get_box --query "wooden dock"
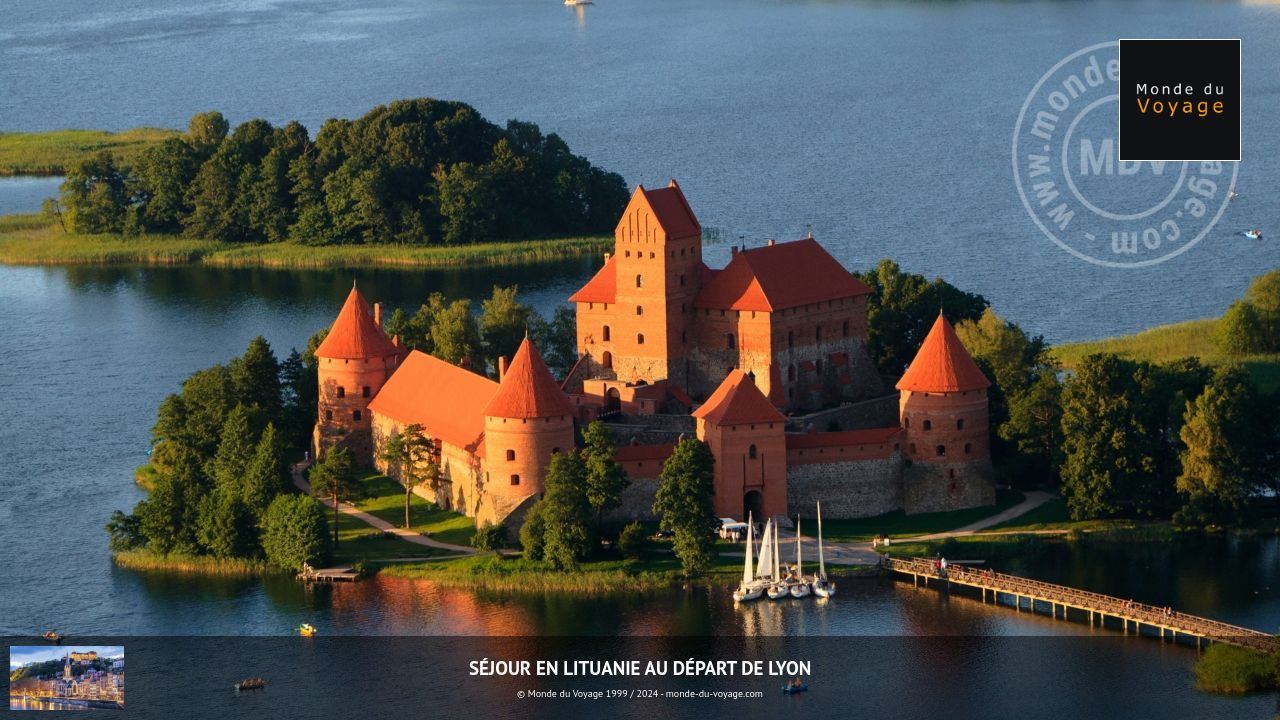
[297,566,360,583]
[881,556,1278,653]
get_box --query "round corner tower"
[481,338,577,525]
[895,313,994,514]
[313,284,403,463]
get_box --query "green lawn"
[0,215,609,269]
[1052,317,1280,393]
[0,128,179,176]
[351,474,477,548]
[818,489,1024,543]
[985,497,1072,531]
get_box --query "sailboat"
[813,502,837,598]
[767,521,789,600]
[789,515,811,598]
[732,512,763,602]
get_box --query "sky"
[9,646,123,670]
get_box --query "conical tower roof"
[483,338,576,419]
[895,313,991,393]
[693,369,786,426]
[314,284,400,360]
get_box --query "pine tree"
[242,423,288,520]
[196,488,258,558]
[208,405,258,495]
[480,285,532,372]
[230,335,281,421]
[308,446,358,548]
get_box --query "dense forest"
[57,99,629,245]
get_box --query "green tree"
[61,151,130,233]
[853,259,989,375]
[377,424,439,529]
[519,501,547,561]
[653,438,718,576]
[471,523,506,552]
[529,305,578,377]
[133,138,199,232]
[539,451,592,569]
[156,364,236,459]
[434,161,499,244]
[196,488,258,558]
[581,421,629,541]
[186,110,230,158]
[136,447,208,555]
[230,335,282,420]
[385,294,446,353]
[430,298,482,366]
[242,423,288,519]
[308,446,359,548]
[261,494,331,570]
[207,404,259,494]
[480,285,532,372]
[105,510,143,553]
[1176,366,1270,525]
[617,521,648,559]
[954,308,1049,398]
[1000,367,1064,483]
[1216,301,1268,355]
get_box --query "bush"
[1215,301,1267,355]
[519,502,546,560]
[617,522,648,559]
[471,523,506,552]
[261,494,331,571]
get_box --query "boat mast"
[756,519,772,580]
[817,502,826,582]
[773,522,781,582]
[743,512,754,587]
[795,515,802,578]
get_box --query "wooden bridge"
[881,556,1279,653]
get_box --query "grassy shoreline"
[0,216,609,269]
[0,128,179,176]
[111,549,270,577]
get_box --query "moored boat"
[766,522,789,600]
[788,514,811,598]
[732,512,764,602]
[299,623,316,636]
[41,631,62,644]
[234,678,266,692]
[813,501,837,599]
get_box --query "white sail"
[756,519,773,579]
[742,512,754,586]
[773,522,781,582]
[795,515,803,576]
[817,502,827,581]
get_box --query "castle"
[312,181,995,528]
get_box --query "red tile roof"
[314,286,400,360]
[786,427,903,450]
[692,369,786,426]
[895,314,991,393]
[484,338,576,419]
[568,255,617,304]
[694,238,871,312]
[639,181,701,239]
[367,350,498,451]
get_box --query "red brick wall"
[697,418,788,520]
[898,389,990,464]
[314,354,399,461]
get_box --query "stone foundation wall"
[611,475,661,521]
[902,461,995,515]
[786,452,904,519]
[788,394,900,433]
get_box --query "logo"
[1012,41,1237,268]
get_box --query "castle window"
[353,410,362,421]
[603,325,611,341]
[337,386,345,398]
[682,331,687,345]
[815,325,822,342]
[506,449,516,461]
[325,410,333,421]
[727,333,736,349]
[936,445,946,457]
[749,444,757,460]
[680,274,686,287]
[602,351,613,369]
[362,386,371,398]
[922,420,932,431]
[637,334,645,345]
[510,474,520,486]
[788,331,794,349]
[948,469,956,479]
[904,417,910,428]
[649,252,655,259]
[957,419,965,430]
[720,310,725,317]
[842,320,850,338]
[636,274,643,288]
[636,305,643,316]
[625,250,631,258]
[965,443,972,455]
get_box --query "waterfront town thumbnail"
[8,647,124,711]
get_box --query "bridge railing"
[880,556,1277,651]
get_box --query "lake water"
[2,0,1279,343]
[2,1,1280,716]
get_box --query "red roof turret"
[484,338,576,419]
[693,370,787,426]
[314,285,400,360]
[895,314,991,393]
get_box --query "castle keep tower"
[482,338,577,526]
[571,181,703,387]
[896,313,995,514]
[694,370,788,521]
[313,284,403,462]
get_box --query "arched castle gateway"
[313,182,994,525]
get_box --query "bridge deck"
[881,556,1278,653]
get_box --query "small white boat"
[766,522,789,600]
[732,512,763,602]
[1243,229,1263,240]
[813,502,837,599]
[789,515,812,598]
[564,0,593,5]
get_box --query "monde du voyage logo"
[1013,40,1240,268]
